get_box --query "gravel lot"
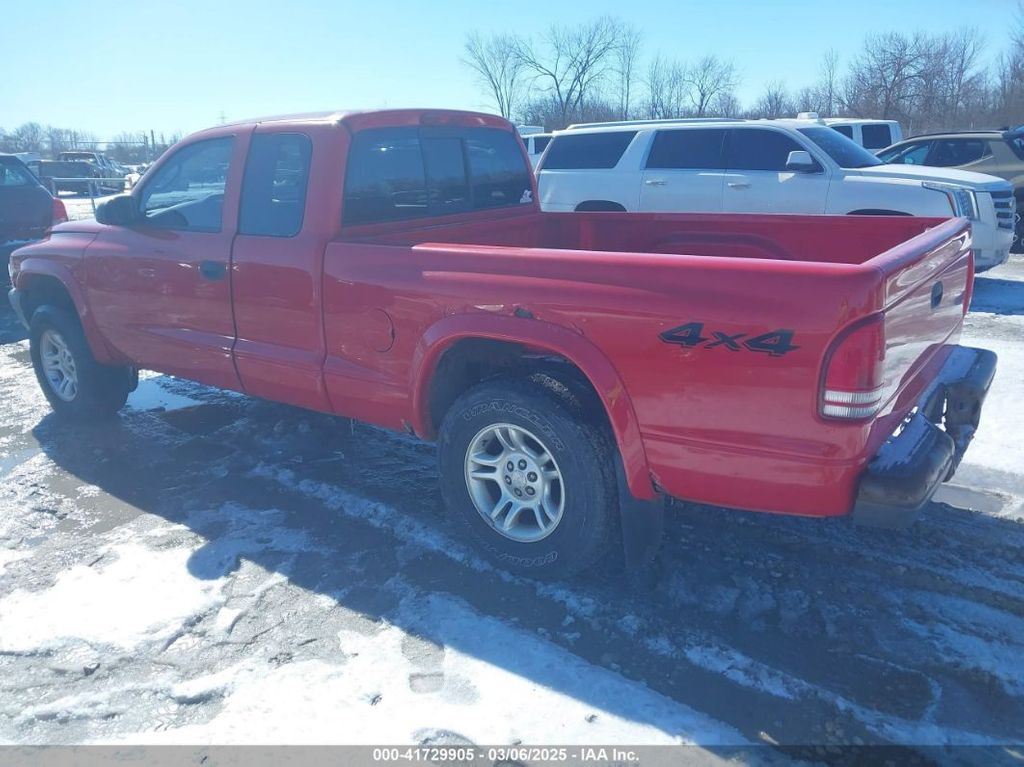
[1,245,1023,753]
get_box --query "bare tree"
[711,90,742,118]
[9,123,46,153]
[753,80,794,119]
[684,55,738,116]
[463,32,526,120]
[818,49,841,115]
[612,23,643,120]
[990,5,1024,128]
[934,29,986,127]
[515,17,622,128]
[644,55,687,118]
[843,32,929,123]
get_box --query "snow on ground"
[0,256,1023,752]
[128,371,205,413]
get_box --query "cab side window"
[882,142,932,165]
[646,129,726,169]
[140,137,234,231]
[725,129,804,171]
[928,139,991,167]
[239,133,312,237]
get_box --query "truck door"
[229,129,333,410]
[639,128,726,213]
[84,134,247,390]
[721,127,829,214]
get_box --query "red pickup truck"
[7,109,996,578]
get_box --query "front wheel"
[29,306,131,420]
[438,378,617,579]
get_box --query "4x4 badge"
[660,322,799,357]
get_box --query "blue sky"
[1,0,1018,138]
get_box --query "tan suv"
[878,128,1024,251]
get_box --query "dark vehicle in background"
[0,154,67,278]
[34,152,126,197]
[878,128,1024,251]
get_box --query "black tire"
[438,377,617,579]
[29,306,131,420]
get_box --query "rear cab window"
[861,124,893,150]
[343,127,531,226]
[541,131,637,170]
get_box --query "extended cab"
[8,109,997,578]
[537,120,1016,271]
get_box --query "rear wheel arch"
[414,319,656,501]
[574,200,627,212]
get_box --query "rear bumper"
[852,346,997,528]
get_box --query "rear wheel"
[29,306,131,420]
[438,377,617,579]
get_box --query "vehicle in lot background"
[7,109,997,579]
[537,119,1015,271]
[522,133,552,167]
[32,151,126,196]
[804,114,903,150]
[877,127,1024,251]
[0,153,67,273]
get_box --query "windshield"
[797,126,883,168]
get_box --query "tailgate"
[872,218,973,416]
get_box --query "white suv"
[537,120,1015,271]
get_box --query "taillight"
[52,198,68,226]
[820,314,886,420]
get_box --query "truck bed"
[331,210,973,516]
[346,209,948,266]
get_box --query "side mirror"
[785,150,819,173]
[95,194,140,226]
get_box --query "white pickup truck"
[537,119,1015,271]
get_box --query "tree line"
[0,124,181,163]
[463,8,1024,133]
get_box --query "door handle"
[727,181,751,190]
[644,179,667,186]
[199,260,227,281]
